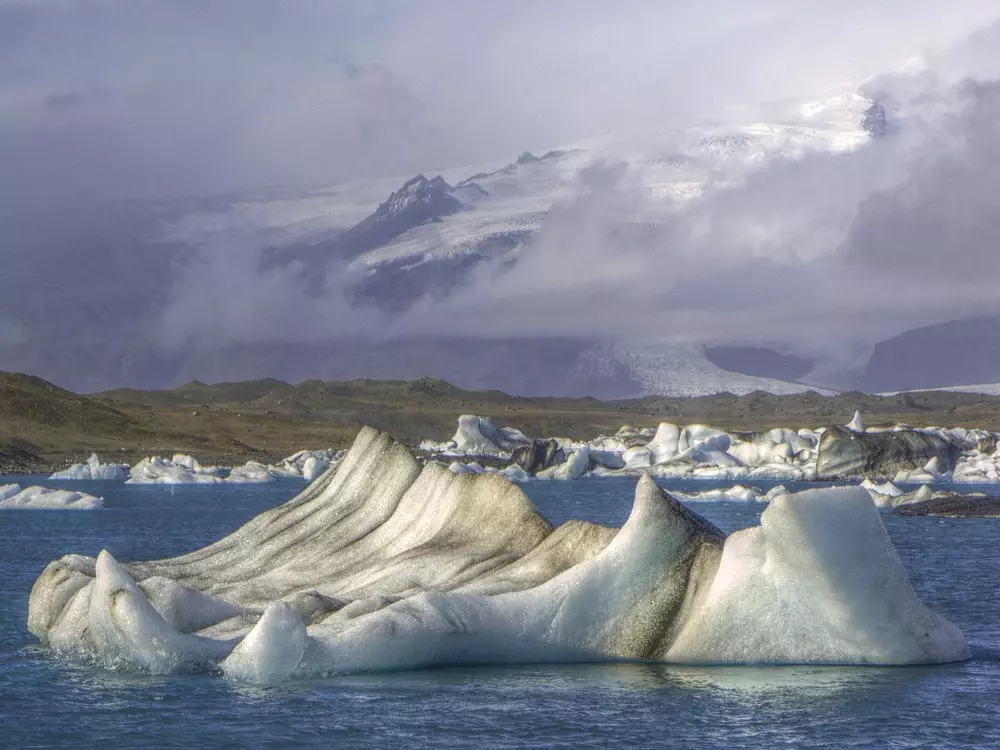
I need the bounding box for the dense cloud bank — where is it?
[1,5,1000,391]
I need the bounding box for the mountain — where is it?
[703,346,815,382]
[0,88,883,396]
[5,369,1000,472]
[861,316,1000,393]
[276,174,467,271]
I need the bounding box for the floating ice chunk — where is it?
[763,485,789,502]
[678,485,762,503]
[537,446,590,480]
[667,486,969,665]
[87,551,234,672]
[448,461,485,475]
[449,415,531,454]
[266,449,342,480]
[497,464,531,483]
[861,478,904,498]
[0,484,103,510]
[28,427,970,680]
[647,423,682,464]
[222,602,308,683]
[894,485,935,508]
[847,410,865,432]
[588,448,625,470]
[227,461,275,483]
[860,478,906,508]
[50,453,128,481]
[623,446,653,469]
[127,456,226,484]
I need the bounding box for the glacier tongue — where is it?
[27,426,970,681]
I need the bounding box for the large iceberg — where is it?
[27,426,968,680]
[50,453,129,481]
[1,484,103,510]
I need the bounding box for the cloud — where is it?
[383,29,1000,357]
[1,0,997,210]
[3,1,1000,390]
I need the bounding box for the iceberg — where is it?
[127,455,226,484]
[1,484,103,510]
[448,414,531,454]
[266,449,342,480]
[816,426,961,479]
[227,461,275,484]
[50,453,128,481]
[421,415,1000,485]
[28,427,969,681]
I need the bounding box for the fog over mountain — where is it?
[2,1,1000,395]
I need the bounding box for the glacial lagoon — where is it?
[3,474,1000,748]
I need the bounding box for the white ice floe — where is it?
[0,484,103,510]
[126,455,226,485]
[28,427,970,680]
[536,446,590,480]
[677,485,763,503]
[666,485,967,665]
[227,461,275,484]
[447,415,531,454]
[267,449,343,480]
[50,453,129,481]
[423,414,1000,486]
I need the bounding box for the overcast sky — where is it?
[2,1,1000,391]
[2,0,999,210]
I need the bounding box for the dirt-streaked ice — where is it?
[28,426,969,681]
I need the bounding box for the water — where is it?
[3,475,1000,748]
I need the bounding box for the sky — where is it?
[2,0,998,208]
[1,1,1000,391]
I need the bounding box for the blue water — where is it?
[3,475,1000,748]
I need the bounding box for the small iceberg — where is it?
[50,453,128,481]
[0,484,103,510]
[126,455,225,485]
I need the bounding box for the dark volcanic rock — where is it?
[816,426,960,478]
[512,439,564,476]
[703,346,814,382]
[336,174,464,261]
[0,439,47,473]
[862,102,888,137]
[860,315,1000,393]
[895,493,1000,518]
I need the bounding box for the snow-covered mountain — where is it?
[2,87,890,395]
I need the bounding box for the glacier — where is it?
[28,426,969,681]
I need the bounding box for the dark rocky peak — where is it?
[378,174,461,219]
[516,151,540,165]
[862,102,888,137]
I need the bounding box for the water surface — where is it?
[2,476,998,748]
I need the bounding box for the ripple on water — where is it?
[3,476,1000,748]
